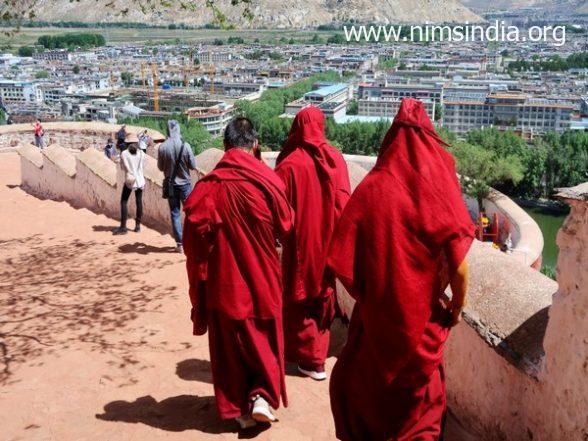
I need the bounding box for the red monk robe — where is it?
[327,99,475,440]
[183,147,294,421]
[275,106,351,375]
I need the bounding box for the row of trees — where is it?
[437,127,588,211]
[119,114,220,155]
[508,52,588,72]
[37,33,106,50]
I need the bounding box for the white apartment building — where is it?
[0,80,43,104]
[185,103,234,136]
[443,92,574,135]
[358,97,436,120]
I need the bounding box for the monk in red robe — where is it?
[328,98,475,440]
[275,106,351,381]
[183,117,294,429]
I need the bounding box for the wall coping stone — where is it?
[42,144,76,178]
[555,183,588,202]
[77,148,117,187]
[463,241,556,378]
[17,144,43,168]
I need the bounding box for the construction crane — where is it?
[151,62,160,112]
[183,52,195,88]
[140,62,147,89]
[109,68,116,90]
[204,63,216,95]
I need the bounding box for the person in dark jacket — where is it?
[157,120,197,252]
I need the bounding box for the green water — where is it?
[523,207,568,270]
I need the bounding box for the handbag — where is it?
[162,142,185,199]
[125,172,136,188]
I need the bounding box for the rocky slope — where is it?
[460,0,584,13]
[34,0,481,28]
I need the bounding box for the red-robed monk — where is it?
[183,117,294,429]
[275,106,351,381]
[328,98,475,441]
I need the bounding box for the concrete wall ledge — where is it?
[0,122,165,142]
[18,144,43,168]
[77,149,117,187]
[0,122,165,151]
[42,144,76,178]
[461,241,556,377]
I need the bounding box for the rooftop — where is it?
[304,83,348,99]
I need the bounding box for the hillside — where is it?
[33,0,481,28]
[460,0,584,13]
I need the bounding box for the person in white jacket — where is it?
[113,134,145,235]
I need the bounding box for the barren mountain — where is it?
[33,0,481,28]
[460,0,585,13]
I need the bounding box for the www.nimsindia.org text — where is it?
[344,21,567,46]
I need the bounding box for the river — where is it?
[523,206,568,271]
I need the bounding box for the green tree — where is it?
[327,34,346,44]
[37,33,106,50]
[35,70,49,79]
[378,57,398,69]
[228,36,245,44]
[310,34,323,44]
[18,46,34,57]
[347,100,358,115]
[72,65,80,74]
[448,141,524,213]
[434,103,443,122]
[121,71,134,87]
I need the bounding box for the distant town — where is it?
[1,9,588,142]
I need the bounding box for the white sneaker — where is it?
[251,395,277,423]
[298,365,327,381]
[235,415,257,429]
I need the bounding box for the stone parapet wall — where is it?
[0,122,165,152]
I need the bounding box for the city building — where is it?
[285,82,350,119]
[443,92,574,135]
[0,80,43,104]
[358,97,436,120]
[185,103,234,136]
[33,50,73,62]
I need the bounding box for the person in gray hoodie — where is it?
[157,120,197,252]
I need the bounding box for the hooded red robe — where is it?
[275,106,351,370]
[327,99,475,440]
[183,147,294,420]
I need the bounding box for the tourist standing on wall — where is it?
[116,125,127,151]
[104,138,118,161]
[113,134,145,235]
[274,106,351,381]
[138,129,151,152]
[157,120,197,253]
[327,99,475,441]
[33,119,45,149]
[183,117,294,429]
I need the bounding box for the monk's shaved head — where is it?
[224,117,258,150]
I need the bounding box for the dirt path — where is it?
[0,152,472,441]
[0,152,341,440]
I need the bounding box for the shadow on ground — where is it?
[119,242,178,255]
[0,236,174,384]
[92,225,116,232]
[96,395,271,438]
[176,358,213,383]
